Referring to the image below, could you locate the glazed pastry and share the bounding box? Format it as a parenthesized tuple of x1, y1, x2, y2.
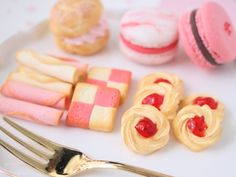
(86, 67, 132, 102)
(135, 83, 181, 120)
(181, 94, 224, 120)
(179, 2, 236, 68)
(66, 83, 120, 132)
(9, 66, 73, 96)
(172, 105, 222, 151)
(49, 0, 109, 55)
(16, 50, 86, 84)
(120, 8, 178, 65)
(1, 80, 70, 109)
(138, 72, 184, 98)
(121, 105, 170, 154)
(0, 95, 63, 126)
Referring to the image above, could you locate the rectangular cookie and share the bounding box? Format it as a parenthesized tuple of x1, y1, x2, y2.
(86, 67, 132, 103)
(8, 66, 73, 96)
(16, 50, 87, 84)
(0, 95, 63, 126)
(1, 80, 70, 109)
(66, 83, 121, 132)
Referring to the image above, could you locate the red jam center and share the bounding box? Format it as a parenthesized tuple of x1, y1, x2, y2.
(154, 78, 171, 85)
(142, 93, 164, 110)
(193, 97, 218, 110)
(135, 117, 158, 138)
(187, 116, 208, 137)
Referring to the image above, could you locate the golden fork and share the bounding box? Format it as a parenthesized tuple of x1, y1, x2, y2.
(0, 117, 172, 177)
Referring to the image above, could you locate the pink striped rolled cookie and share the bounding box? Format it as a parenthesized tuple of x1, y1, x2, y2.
(0, 95, 63, 126)
(16, 50, 87, 84)
(1, 80, 71, 109)
(48, 54, 88, 72)
(86, 67, 132, 103)
(120, 8, 178, 65)
(66, 83, 120, 132)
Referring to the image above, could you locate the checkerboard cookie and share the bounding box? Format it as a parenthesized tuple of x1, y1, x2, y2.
(86, 67, 131, 103)
(66, 83, 121, 132)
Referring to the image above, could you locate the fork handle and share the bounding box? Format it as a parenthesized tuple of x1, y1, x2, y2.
(86, 160, 173, 177)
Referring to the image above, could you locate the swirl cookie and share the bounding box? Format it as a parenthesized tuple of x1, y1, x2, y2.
(121, 105, 170, 154)
(172, 105, 222, 151)
(135, 83, 181, 120)
(181, 94, 224, 121)
(138, 72, 183, 98)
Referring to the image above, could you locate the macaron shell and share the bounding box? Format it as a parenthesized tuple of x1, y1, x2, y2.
(120, 39, 177, 65)
(120, 8, 178, 48)
(197, 2, 236, 63)
(179, 12, 213, 68)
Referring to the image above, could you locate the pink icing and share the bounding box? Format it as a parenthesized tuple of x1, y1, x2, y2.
(64, 17, 108, 45)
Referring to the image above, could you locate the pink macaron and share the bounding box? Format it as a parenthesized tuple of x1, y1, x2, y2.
(179, 1, 236, 69)
(120, 8, 178, 65)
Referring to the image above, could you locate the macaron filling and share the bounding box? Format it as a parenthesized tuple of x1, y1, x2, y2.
(64, 17, 108, 46)
(190, 10, 221, 66)
(120, 34, 178, 55)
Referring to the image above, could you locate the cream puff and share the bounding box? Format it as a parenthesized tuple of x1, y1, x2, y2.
(49, 0, 109, 55)
(121, 105, 170, 154)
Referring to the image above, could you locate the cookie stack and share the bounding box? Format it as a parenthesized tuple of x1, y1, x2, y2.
(121, 72, 224, 154)
(121, 72, 183, 154)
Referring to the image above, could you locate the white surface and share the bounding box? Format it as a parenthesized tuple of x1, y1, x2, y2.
(0, 1, 236, 177)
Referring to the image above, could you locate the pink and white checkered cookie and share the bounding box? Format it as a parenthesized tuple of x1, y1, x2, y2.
(66, 83, 121, 132)
(86, 67, 132, 103)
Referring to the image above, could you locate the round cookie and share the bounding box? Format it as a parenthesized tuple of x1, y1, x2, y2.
(135, 83, 181, 120)
(121, 105, 170, 154)
(120, 8, 178, 65)
(138, 72, 184, 98)
(172, 105, 222, 151)
(181, 94, 224, 121)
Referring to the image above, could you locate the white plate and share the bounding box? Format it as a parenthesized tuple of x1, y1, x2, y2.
(0, 13, 236, 177)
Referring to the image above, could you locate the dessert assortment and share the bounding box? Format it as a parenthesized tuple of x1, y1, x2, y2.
(0, 0, 233, 163)
(0, 49, 131, 129)
(49, 0, 109, 55)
